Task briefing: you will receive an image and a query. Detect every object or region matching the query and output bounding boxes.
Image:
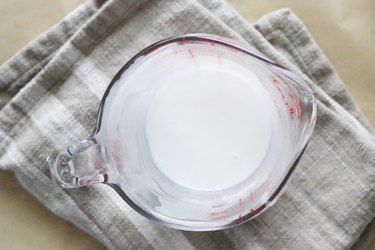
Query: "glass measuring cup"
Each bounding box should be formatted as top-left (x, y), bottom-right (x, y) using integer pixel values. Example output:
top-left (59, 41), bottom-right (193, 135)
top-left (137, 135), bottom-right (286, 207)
top-left (47, 33), bottom-right (316, 231)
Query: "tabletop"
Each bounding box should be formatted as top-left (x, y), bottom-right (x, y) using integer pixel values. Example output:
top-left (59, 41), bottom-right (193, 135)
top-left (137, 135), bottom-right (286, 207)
top-left (0, 0), bottom-right (374, 249)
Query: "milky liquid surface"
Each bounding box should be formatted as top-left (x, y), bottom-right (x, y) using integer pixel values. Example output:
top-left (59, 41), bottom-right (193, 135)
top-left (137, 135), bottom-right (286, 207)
top-left (146, 64), bottom-right (275, 191)
top-left (101, 43), bottom-right (278, 192)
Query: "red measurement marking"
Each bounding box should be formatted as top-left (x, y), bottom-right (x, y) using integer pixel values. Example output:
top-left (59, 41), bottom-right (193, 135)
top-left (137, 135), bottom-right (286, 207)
top-left (272, 76), bottom-right (280, 84)
top-left (294, 94), bottom-right (302, 119)
top-left (187, 47), bottom-right (194, 58)
top-left (208, 209), bottom-right (230, 217)
top-left (289, 106), bottom-right (295, 119)
top-left (250, 192), bottom-right (254, 201)
top-left (239, 214), bottom-right (243, 221)
top-left (272, 76), bottom-right (295, 120)
top-left (210, 40), bottom-right (215, 46)
top-left (239, 198), bottom-right (243, 208)
top-left (250, 208), bottom-right (256, 214)
top-left (278, 88), bottom-right (287, 102)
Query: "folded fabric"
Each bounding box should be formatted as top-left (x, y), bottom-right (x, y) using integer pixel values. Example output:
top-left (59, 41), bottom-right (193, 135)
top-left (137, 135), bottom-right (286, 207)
top-left (0, 0), bottom-right (374, 249)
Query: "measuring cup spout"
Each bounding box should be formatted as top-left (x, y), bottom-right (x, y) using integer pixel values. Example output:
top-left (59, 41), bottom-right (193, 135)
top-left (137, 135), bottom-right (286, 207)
top-left (47, 139), bottom-right (107, 188)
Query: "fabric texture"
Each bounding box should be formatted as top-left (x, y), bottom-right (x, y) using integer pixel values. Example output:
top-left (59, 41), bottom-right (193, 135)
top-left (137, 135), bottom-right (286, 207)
top-left (0, 0), bottom-right (374, 249)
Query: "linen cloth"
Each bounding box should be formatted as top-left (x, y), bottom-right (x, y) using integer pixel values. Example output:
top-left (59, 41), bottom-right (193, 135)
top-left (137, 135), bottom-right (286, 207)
top-left (0, 0), bottom-right (374, 249)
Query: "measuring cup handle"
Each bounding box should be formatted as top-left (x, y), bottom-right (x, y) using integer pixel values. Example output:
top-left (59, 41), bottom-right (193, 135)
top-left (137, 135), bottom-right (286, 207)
top-left (47, 139), bottom-right (107, 188)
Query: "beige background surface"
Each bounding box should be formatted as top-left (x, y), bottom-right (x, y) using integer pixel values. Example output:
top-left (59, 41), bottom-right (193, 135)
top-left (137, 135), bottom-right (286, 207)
top-left (0, 0), bottom-right (374, 249)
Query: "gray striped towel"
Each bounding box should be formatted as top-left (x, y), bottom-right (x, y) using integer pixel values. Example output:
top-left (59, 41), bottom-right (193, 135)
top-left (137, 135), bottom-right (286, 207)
top-left (0, 0), bottom-right (374, 249)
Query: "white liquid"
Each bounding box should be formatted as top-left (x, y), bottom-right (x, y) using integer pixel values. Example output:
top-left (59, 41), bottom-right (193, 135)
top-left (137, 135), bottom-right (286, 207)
top-left (146, 69), bottom-right (274, 191)
top-left (104, 43), bottom-right (277, 191)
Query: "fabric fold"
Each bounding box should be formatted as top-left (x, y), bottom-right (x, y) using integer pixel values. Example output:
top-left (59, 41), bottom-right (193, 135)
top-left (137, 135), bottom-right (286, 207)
top-left (0, 0), bottom-right (373, 249)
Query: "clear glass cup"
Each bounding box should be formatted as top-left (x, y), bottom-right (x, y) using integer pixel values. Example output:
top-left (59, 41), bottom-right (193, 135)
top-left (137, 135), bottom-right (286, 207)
top-left (47, 33), bottom-right (317, 231)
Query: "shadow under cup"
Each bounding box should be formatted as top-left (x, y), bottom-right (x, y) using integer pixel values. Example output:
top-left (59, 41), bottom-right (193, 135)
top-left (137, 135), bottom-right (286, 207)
top-left (48, 34), bottom-right (317, 231)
